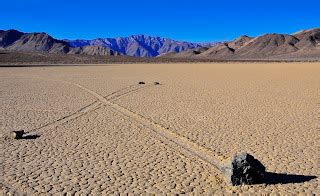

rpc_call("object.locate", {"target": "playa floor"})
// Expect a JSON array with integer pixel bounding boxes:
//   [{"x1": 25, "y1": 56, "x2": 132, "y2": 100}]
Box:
[{"x1": 1, "y1": 63, "x2": 319, "y2": 194}]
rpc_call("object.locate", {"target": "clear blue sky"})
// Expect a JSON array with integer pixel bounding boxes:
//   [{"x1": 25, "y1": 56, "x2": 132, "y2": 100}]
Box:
[{"x1": 1, "y1": 0, "x2": 319, "y2": 42}]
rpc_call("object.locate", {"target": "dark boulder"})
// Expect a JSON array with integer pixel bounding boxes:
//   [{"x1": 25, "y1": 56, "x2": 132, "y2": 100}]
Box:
[{"x1": 222, "y1": 153, "x2": 266, "y2": 185}]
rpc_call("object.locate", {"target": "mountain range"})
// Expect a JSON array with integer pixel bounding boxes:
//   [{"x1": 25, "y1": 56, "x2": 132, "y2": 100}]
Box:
[
  {"x1": 0, "y1": 30, "x2": 202, "y2": 57},
  {"x1": 0, "y1": 30, "x2": 119, "y2": 56},
  {"x1": 1, "y1": 28, "x2": 319, "y2": 60},
  {"x1": 162, "y1": 28, "x2": 320, "y2": 60},
  {"x1": 65, "y1": 35, "x2": 202, "y2": 57}
]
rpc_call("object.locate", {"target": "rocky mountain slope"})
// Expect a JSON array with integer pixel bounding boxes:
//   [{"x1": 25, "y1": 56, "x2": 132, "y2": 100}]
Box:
[
  {"x1": 65, "y1": 35, "x2": 202, "y2": 57},
  {"x1": 0, "y1": 30, "x2": 203, "y2": 57},
  {"x1": 0, "y1": 30, "x2": 119, "y2": 56},
  {"x1": 162, "y1": 28, "x2": 320, "y2": 60},
  {"x1": 1, "y1": 28, "x2": 319, "y2": 60}
]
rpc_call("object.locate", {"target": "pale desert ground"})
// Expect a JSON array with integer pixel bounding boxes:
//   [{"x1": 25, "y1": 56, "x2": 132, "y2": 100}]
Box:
[{"x1": 0, "y1": 63, "x2": 319, "y2": 195}]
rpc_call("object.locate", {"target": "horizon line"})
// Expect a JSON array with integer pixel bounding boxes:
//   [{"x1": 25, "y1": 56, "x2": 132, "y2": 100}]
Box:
[{"x1": 2, "y1": 27, "x2": 319, "y2": 44}]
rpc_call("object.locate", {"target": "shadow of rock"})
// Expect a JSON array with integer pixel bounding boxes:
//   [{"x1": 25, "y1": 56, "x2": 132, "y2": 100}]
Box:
[
  {"x1": 221, "y1": 153, "x2": 317, "y2": 186},
  {"x1": 20, "y1": 134, "x2": 40, "y2": 140},
  {"x1": 264, "y1": 172, "x2": 317, "y2": 185}
]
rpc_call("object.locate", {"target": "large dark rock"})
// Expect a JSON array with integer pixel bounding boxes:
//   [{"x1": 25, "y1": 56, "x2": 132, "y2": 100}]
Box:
[{"x1": 222, "y1": 153, "x2": 266, "y2": 185}]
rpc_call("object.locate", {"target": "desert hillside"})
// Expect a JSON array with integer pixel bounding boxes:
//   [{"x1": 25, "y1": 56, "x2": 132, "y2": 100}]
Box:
[
  {"x1": 0, "y1": 30, "x2": 119, "y2": 56},
  {"x1": 163, "y1": 28, "x2": 320, "y2": 60}
]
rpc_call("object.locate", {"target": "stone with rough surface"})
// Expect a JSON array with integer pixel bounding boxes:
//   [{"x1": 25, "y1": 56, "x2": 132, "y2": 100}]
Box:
[{"x1": 222, "y1": 153, "x2": 266, "y2": 186}]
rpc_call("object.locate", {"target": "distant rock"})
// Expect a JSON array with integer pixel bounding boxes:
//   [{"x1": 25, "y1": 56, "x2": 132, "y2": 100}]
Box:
[{"x1": 11, "y1": 130, "x2": 25, "y2": 139}]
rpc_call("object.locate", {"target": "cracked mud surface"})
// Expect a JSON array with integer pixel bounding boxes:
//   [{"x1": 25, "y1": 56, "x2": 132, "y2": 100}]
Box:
[{"x1": 1, "y1": 63, "x2": 319, "y2": 194}]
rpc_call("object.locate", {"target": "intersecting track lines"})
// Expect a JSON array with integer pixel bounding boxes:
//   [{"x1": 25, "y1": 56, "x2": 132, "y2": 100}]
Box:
[
  {"x1": 26, "y1": 77, "x2": 152, "y2": 135},
  {"x1": 20, "y1": 77, "x2": 229, "y2": 185},
  {"x1": 68, "y1": 81, "x2": 229, "y2": 180}
]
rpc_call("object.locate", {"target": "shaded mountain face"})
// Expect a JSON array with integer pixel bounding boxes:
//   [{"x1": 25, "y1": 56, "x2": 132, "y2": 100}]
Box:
[
  {"x1": 69, "y1": 46, "x2": 121, "y2": 56},
  {"x1": 198, "y1": 44, "x2": 235, "y2": 58},
  {"x1": 293, "y1": 28, "x2": 320, "y2": 49},
  {"x1": 227, "y1": 35, "x2": 253, "y2": 50},
  {"x1": 0, "y1": 30, "x2": 119, "y2": 56},
  {"x1": 65, "y1": 35, "x2": 202, "y2": 57},
  {"x1": 0, "y1": 30, "x2": 24, "y2": 47},
  {"x1": 162, "y1": 28, "x2": 320, "y2": 60},
  {"x1": 6, "y1": 32, "x2": 71, "y2": 54},
  {"x1": 234, "y1": 34, "x2": 300, "y2": 57}
]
